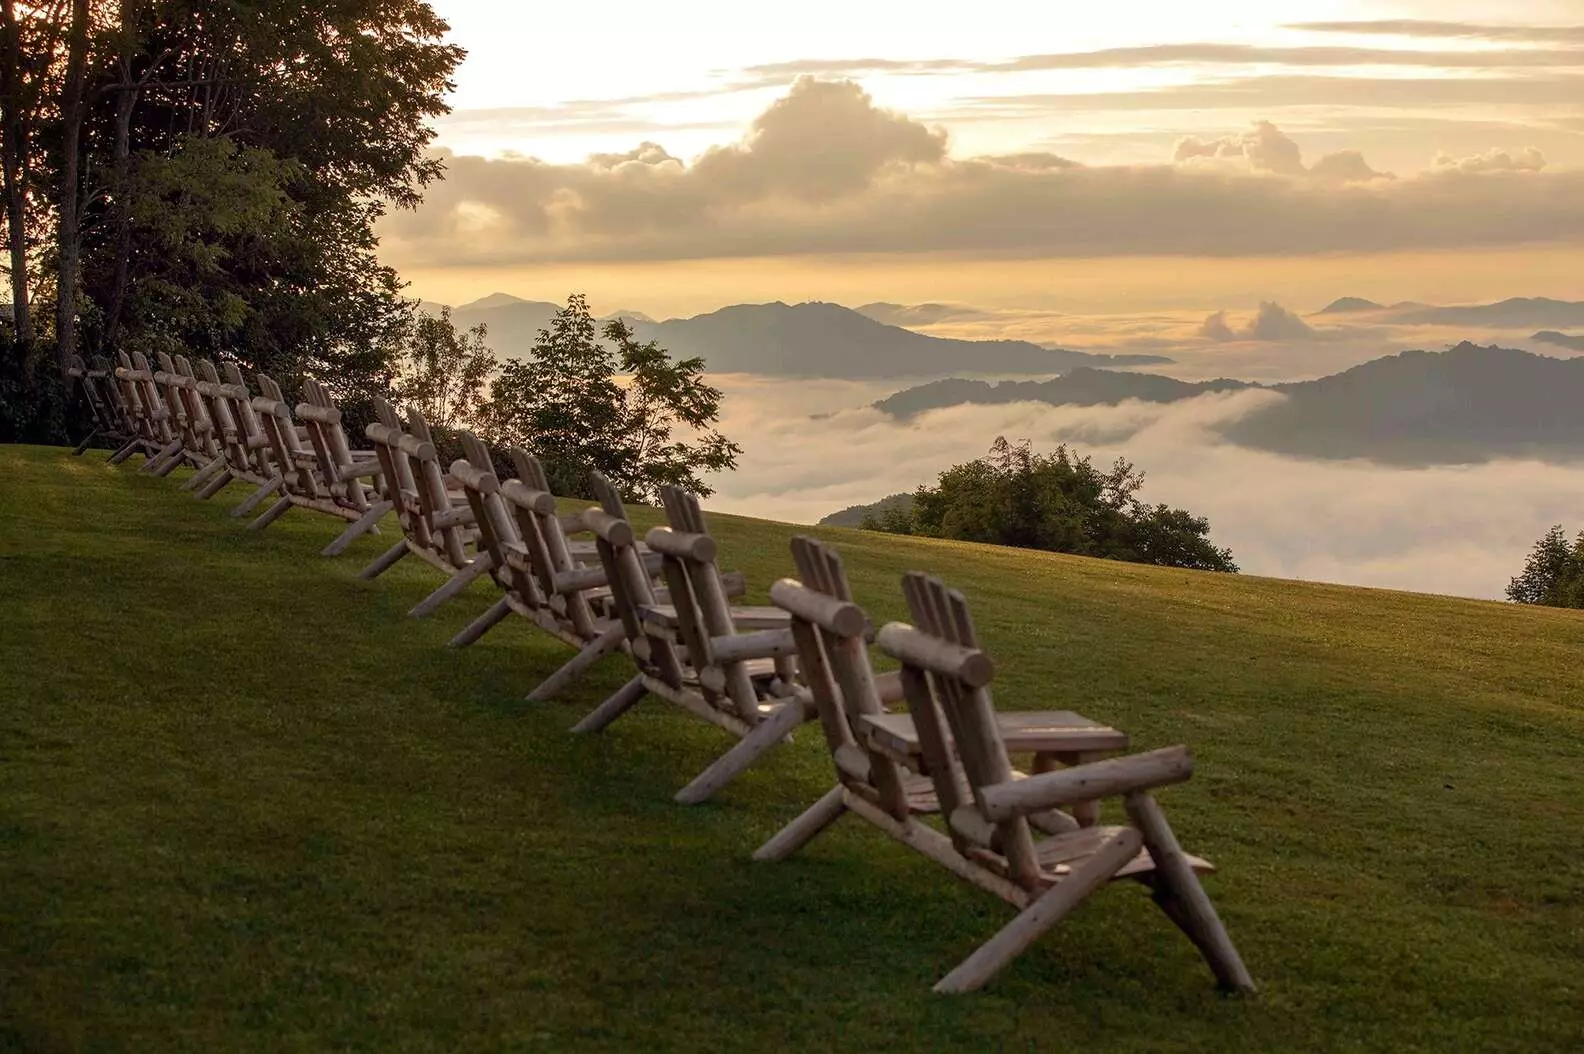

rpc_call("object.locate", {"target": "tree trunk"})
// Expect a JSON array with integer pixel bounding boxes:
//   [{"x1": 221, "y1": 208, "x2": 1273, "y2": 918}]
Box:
[
  {"x1": 0, "y1": 0, "x2": 31, "y2": 345},
  {"x1": 54, "y1": 0, "x2": 91, "y2": 369},
  {"x1": 101, "y1": 73, "x2": 135, "y2": 352}
]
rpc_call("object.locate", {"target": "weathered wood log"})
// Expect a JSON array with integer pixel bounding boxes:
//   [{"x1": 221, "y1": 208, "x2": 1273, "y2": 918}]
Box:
[
  {"x1": 643, "y1": 526, "x2": 716, "y2": 564},
  {"x1": 768, "y1": 578, "x2": 867, "y2": 637},
  {"x1": 525, "y1": 621, "x2": 626, "y2": 701},
  {"x1": 979, "y1": 746, "x2": 1193, "y2": 821},
  {"x1": 876, "y1": 623, "x2": 995, "y2": 688},
  {"x1": 449, "y1": 596, "x2": 514, "y2": 649},
  {"x1": 570, "y1": 675, "x2": 648, "y2": 734},
  {"x1": 932, "y1": 826, "x2": 1144, "y2": 993},
  {"x1": 752, "y1": 784, "x2": 848, "y2": 862},
  {"x1": 1125, "y1": 791, "x2": 1255, "y2": 993}
]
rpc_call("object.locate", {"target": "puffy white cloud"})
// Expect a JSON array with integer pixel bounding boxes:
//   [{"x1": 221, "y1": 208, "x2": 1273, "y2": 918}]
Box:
[
  {"x1": 381, "y1": 81, "x2": 1584, "y2": 267},
  {"x1": 1434, "y1": 147, "x2": 1547, "y2": 173},
  {"x1": 1197, "y1": 302, "x2": 1319, "y2": 342}
]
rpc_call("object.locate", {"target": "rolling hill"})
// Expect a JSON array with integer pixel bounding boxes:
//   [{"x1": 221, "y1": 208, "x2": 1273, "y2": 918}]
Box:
[
  {"x1": 441, "y1": 295, "x2": 1172, "y2": 379},
  {"x1": 3, "y1": 444, "x2": 1582, "y2": 1050},
  {"x1": 870, "y1": 342, "x2": 1584, "y2": 465}
]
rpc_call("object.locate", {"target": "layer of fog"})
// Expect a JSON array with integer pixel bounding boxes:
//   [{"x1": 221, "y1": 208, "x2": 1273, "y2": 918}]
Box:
[{"x1": 703, "y1": 376, "x2": 1579, "y2": 601}]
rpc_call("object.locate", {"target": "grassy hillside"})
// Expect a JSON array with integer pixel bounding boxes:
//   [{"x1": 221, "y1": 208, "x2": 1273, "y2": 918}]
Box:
[{"x1": 2, "y1": 444, "x2": 1581, "y2": 1051}]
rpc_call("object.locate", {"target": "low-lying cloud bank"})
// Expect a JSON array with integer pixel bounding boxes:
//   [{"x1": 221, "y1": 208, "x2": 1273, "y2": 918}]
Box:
[
  {"x1": 704, "y1": 379, "x2": 1578, "y2": 601},
  {"x1": 383, "y1": 78, "x2": 1584, "y2": 267}
]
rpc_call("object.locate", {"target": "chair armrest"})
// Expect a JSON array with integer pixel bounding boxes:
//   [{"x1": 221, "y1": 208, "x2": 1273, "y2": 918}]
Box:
[
  {"x1": 709, "y1": 627, "x2": 797, "y2": 665},
  {"x1": 978, "y1": 745, "x2": 1193, "y2": 821}
]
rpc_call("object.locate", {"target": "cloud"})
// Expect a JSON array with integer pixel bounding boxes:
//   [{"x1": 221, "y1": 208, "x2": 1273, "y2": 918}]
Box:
[
  {"x1": 1434, "y1": 146, "x2": 1547, "y2": 173},
  {"x1": 1174, "y1": 121, "x2": 1388, "y2": 182},
  {"x1": 705, "y1": 379, "x2": 1584, "y2": 600},
  {"x1": 737, "y1": 42, "x2": 1584, "y2": 81},
  {"x1": 1197, "y1": 302, "x2": 1318, "y2": 342},
  {"x1": 1288, "y1": 20, "x2": 1584, "y2": 44},
  {"x1": 382, "y1": 81, "x2": 1584, "y2": 267}
]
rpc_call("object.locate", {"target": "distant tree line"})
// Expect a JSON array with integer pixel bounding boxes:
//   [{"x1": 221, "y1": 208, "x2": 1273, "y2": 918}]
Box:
[{"x1": 862, "y1": 436, "x2": 1238, "y2": 573}]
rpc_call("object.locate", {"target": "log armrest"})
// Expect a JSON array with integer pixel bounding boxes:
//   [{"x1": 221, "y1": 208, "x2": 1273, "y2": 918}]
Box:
[
  {"x1": 708, "y1": 627, "x2": 798, "y2": 665},
  {"x1": 978, "y1": 745, "x2": 1194, "y2": 822}
]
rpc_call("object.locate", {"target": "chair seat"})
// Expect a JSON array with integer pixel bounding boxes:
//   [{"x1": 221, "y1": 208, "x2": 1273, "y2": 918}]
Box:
[
  {"x1": 860, "y1": 710, "x2": 1129, "y2": 761},
  {"x1": 1034, "y1": 825, "x2": 1212, "y2": 883},
  {"x1": 641, "y1": 604, "x2": 791, "y2": 634}
]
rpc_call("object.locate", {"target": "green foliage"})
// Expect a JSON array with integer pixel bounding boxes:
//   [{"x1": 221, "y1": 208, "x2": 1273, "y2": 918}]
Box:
[
  {"x1": 2, "y1": 0, "x2": 462, "y2": 443},
  {"x1": 392, "y1": 306, "x2": 496, "y2": 431},
  {"x1": 873, "y1": 436, "x2": 1237, "y2": 572},
  {"x1": 1505, "y1": 525, "x2": 1584, "y2": 607},
  {"x1": 485, "y1": 294, "x2": 741, "y2": 502}
]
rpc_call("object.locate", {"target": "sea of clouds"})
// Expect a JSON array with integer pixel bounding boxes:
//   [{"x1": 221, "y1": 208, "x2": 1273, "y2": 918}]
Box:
[{"x1": 702, "y1": 376, "x2": 1582, "y2": 601}]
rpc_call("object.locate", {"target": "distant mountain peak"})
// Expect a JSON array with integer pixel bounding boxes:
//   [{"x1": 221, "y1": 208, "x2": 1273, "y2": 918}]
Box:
[
  {"x1": 456, "y1": 292, "x2": 530, "y2": 311},
  {"x1": 1316, "y1": 297, "x2": 1384, "y2": 314}
]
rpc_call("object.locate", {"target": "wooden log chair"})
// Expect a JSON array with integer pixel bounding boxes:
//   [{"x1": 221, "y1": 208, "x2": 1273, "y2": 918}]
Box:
[
  {"x1": 358, "y1": 399, "x2": 489, "y2": 618},
  {"x1": 299, "y1": 377, "x2": 388, "y2": 556},
  {"x1": 187, "y1": 359, "x2": 280, "y2": 512},
  {"x1": 444, "y1": 437, "x2": 630, "y2": 690},
  {"x1": 109, "y1": 351, "x2": 181, "y2": 470},
  {"x1": 147, "y1": 352, "x2": 230, "y2": 491},
  {"x1": 66, "y1": 354, "x2": 137, "y2": 456},
  {"x1": 237, "y1": 372, "x2": 385, "y2": 534},
  {"x1": 757, "y1": 558, "x2": 1253, "y2": 995},
  {"x1": 570, "y1": 481, "x2": 812, "y2": 804}
]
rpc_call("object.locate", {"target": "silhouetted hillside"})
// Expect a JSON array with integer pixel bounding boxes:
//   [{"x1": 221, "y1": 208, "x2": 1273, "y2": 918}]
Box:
[
  {"x1": 1316, "y1": 297, "x2": 1384, "y2": 314},
  {"x1": 871, "y1": 343, "x2": 1584, "y2": 465},
  {"x1": 873, "y1": 368, "x2": 1254, "y2": 419},
  {"x1": 1224, "y1": 342, "x2": 1584, "y2": 463},
  {"x1": 1391, "y1": 298, "x2": 1584, "y2": 328},
  {"x1": 440, "y1": 296, "x2": 1171, "y2": 379},
  {"x1": 1534, "y1": 331, "x2": 1584, "y2": 352},
  {"x1": 818, "y1": 492, "x2": 915, "y2": 527}
]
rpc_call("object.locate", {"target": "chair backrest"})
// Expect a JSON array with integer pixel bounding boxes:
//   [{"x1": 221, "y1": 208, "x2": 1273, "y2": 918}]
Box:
[
  {"x1": 495, "y1": 447, "x2": 601, "y2": 635},
  {"x1": 364, "y1": 400, "x2": 467, "y2": 566},
  {"x1": 448, "y1": 433, "x2": 552, "y2": 612},
  {"x1": 771, "y1": 536, "x2": 912, "y2": 818},
  {"x1": 293, "y1": 377, "x2": 373, "y2": 509},
  {"x1": 252, "y1": 372, "x2": 321, "y2": 497},
  {"x1": 120, "y1": 351, "x2": 172, "y2": 442},
  {"x1": 217, "y1": 362, "x2": 274, "y2": 476},
  {"x1": 646, "y1": 485, "x2": 768, "y2": 723},
  {"x1": 879, "y1": 572, "x2": 1044, "y2": 891},
  {"x1": 584, "y1": 472, "x2": 686, "y2": 688}
]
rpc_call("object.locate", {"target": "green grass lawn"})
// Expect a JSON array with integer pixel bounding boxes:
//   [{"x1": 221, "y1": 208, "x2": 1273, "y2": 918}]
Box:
[{"x1": 2, "y1": 443, "x2": 1581, "y2": 1052}]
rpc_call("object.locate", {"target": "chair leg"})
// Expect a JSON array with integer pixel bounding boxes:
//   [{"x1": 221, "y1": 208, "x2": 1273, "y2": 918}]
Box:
[
  {"x1": 451, "y1": 596, "x2": 513, "y2": 649},
  {"x1": 247, "y1": 494, "x2": 294, "y2": 531},
  {"x1": 107, "y1": 438, "x2": 142, "y2": 465},
  {"x1": 571, "y1": 675, "x2": 647, "y2": 734},
  {"x1": 674, "y1": 697, "x2": 806, "y2": 805},
  {"x1": 1124, "y1": 792, "x2": 1255, "y2": 993},
  {"x1": 152, "y1": 449, "x2": 187, "y2": 477},
  {"x1": 525, "y1": 622, "x2": 625, "y2": 700},
  {"x1": 182, "y1": 457, "x2": 227, "y2": 492},
  {"x1": 230, "y1": 475, "x2": 281, "y2": 518},
  {"x1": 934, "y1": 826, "x2": 1143, "y2": 994},
  {"x1": 408, "y1": 554, "x2": 493, "y2": 618},
  {"x1": 73, "y1": 429, "x2": 99, "y2": 455},
  {"x1": 195, "y1": 468, "x2": 235, "y2": 500},
  {"x1": 753, "y1": 784, "x2": 847, "y2": 862},
  {"x1": 321, "y1": 499, "x2": 391, "y2": 557},
  {"x1": 143, "y1": 438, "x2": 184, "y2": 473},
  {"x1": 359, "y1": 539, "x2": 410, "y2": 580}
]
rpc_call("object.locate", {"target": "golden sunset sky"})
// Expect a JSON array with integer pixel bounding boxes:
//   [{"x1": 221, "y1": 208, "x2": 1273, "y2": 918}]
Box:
[{"x1": 388, "y1": 0, "x2": 1584, "y2": 315}]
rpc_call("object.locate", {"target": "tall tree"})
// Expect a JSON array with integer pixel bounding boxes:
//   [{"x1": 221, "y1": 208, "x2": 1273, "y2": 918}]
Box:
[
  {"x1": 485, "y1": 294, "x2": 742, "y2": 502},
  {"x1": 1506, "y1": 525, "x2": 1584, "y2": 608},
  {"x1": 392, "y1": 306, "x2": 495, "y2": 431},
  {"x1": 53, "y1": 0, "x2": 89, "y2": 366}
]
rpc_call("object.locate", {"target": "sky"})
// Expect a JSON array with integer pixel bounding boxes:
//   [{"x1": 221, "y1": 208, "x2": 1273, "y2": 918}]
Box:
[
  {"x1": 386, "y1": 2, "x2": 1584, "y2": 600},
  {"x1": 387, "y1": 0, "x2": 1584, "y2": 315}
]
